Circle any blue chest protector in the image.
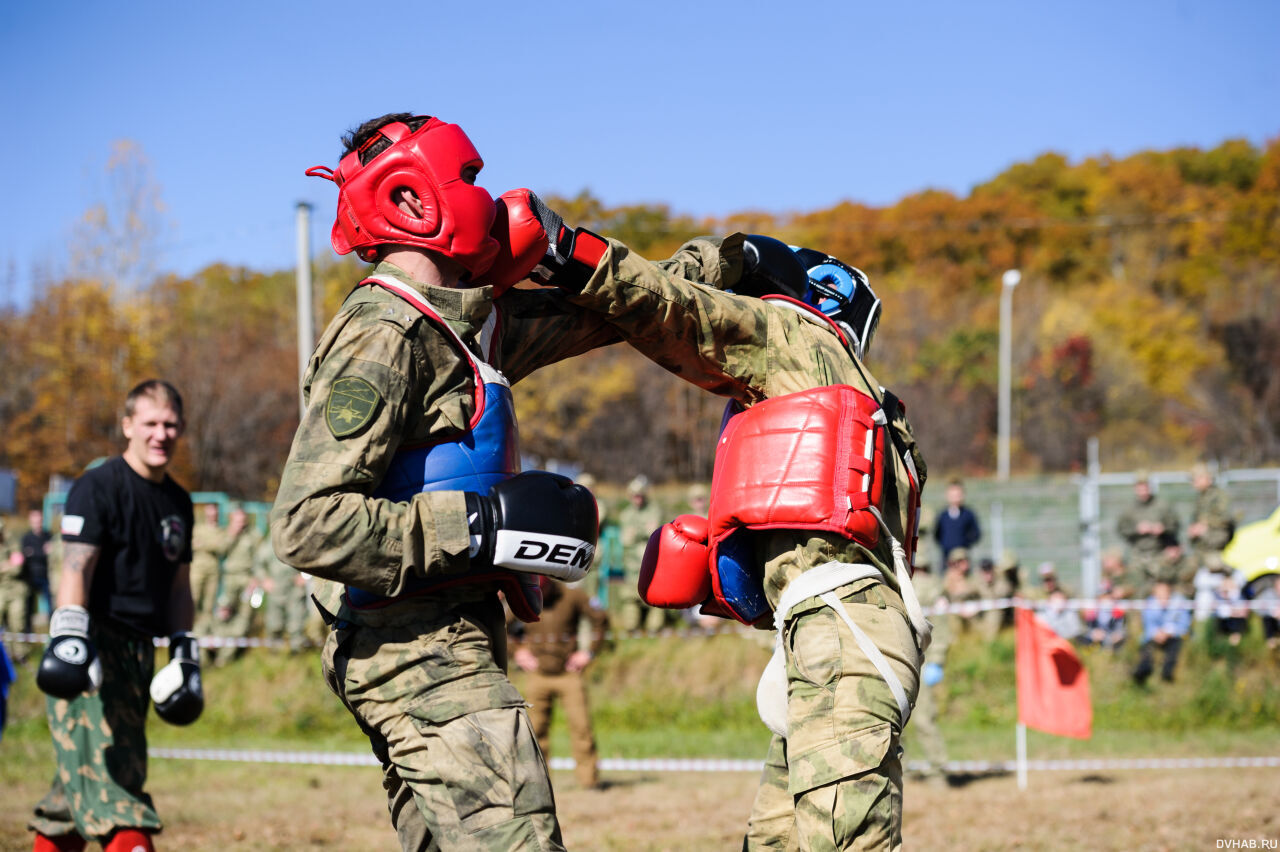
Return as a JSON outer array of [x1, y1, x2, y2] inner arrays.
[[344, 276, 538, 618]]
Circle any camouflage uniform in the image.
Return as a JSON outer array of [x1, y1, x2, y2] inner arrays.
[[909, 563, 949, 784], [189, 516, 228, 634], [211, 524, 262, 666], [1150, 546, 1198, 599], [257, 535, 310, 650], [567, 234, 927, 850], [1117, 489, 1180, 597], [270, 261, 617, 851], [973, 564, 1013, 641], [0, 520, 29, 635], [1188, 480, 1234, 574], [614, 489, 666, 633]]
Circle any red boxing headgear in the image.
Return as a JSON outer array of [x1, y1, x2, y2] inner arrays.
[[306, 117, 499, 277]]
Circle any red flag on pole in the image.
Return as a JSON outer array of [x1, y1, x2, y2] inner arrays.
[[1015, 608, 1092, 739]]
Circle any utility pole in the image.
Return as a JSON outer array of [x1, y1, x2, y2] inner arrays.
[[998, 269, 1021, 481], [295, 202, 315, 420]]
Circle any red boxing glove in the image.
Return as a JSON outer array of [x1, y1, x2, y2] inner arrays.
[[483, 189, 551, 296], [639, 514, 712, 608]]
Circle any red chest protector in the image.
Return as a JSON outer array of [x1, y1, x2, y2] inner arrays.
[[710, 384, 889, 545], [705, 384, 892, 625]]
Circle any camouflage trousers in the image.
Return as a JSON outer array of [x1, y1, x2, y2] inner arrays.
[[322, 597, 564, 851], [189, 561, 220, 634], [30, 621, 161, 843], [745, 581, 921, 852], [523, 670, 599, 789], [0, 581, 29, 634], [264, 579, 310, 647], [909, 681, 947, 780], [212, 575, 254, 665]]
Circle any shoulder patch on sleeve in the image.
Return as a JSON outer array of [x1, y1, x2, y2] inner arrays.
[[326, 376, 381, 438]]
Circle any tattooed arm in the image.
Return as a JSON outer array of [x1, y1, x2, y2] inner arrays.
[[55, 542, 100, 609]]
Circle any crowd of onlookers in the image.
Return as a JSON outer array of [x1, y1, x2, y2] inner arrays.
[[920, 469, 1280, 688]]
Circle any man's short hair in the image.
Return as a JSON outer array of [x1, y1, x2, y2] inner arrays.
[[124, 379, 184, 422], [341, 113, 429, 163]]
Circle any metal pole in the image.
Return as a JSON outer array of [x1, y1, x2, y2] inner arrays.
[[1016, 722, 1028, 790], [1079, 437, 1102, 599], [295, 202, 315, 420], [998, 269, 1020, 481]]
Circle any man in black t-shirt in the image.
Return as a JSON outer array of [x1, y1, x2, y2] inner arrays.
[[31, 380, 202, 852]]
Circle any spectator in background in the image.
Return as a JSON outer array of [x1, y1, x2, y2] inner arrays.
[[210, 505, 262, 667], [908, 546, 949, 787], [935, 478, 980, 568], [1152, 543, 1198, 600], [1117, 471, 1180, 598], [681, 483, 721, 630], [943, 548, 981, 634], [1133, 581, 1191, 685], [1038, 588, 1084, 642], [189, 503, 227, 636], [510, 578, 609, 791], [1208, 570, 1249, 646], [1029, 562, 1071, 601], [0, 520, 27, 645], [615, 475, 665, 633], [976, 554, 1018, 639], [257, 533, 311, 653], [1079, 571, 1127, 651], [973, 558, 1002, 640], [1186, 462, 1235, 575], [21, 508, 54, 629], [1101, 547, 1135, 602]]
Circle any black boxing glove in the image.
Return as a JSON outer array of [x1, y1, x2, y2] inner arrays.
[[466, 472, 599, 581], [737, 234, 810, 301], [37, 605, 102, 699], [150, 632, 203, 725]]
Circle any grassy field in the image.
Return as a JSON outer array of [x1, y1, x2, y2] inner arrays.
[[2, 624, 1278, 850]]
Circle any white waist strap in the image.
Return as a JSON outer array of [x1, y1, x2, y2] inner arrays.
[[773, 560, 881, 632], [759, 517, 933, 736]]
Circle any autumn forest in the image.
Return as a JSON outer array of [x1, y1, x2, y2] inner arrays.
[[2, 138, 1278, 509]]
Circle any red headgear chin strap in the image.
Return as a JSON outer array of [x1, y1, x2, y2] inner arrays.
[[306, 117, 499, 278]]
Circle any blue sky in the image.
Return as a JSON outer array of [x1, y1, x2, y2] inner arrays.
[[2, 0, 1277, 303]]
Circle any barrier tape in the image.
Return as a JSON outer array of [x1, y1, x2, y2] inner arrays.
[[142, 748, 1280, 773], [3, 598, 1276, 648]]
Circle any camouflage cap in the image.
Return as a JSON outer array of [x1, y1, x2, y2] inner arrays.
[[998, 549, 1019, 571], [1190, 462, 1212, 481], [1134, 469, 1151, 484], [687, 483, 708, 504], [627, 475, 650, 496], [946, 547, 969, 564], [577, 472, 597, 491]]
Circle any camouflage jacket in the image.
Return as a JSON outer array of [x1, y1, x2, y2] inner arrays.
[[568, 234, 927, 607], [191, 521, 229, 576], [1190, 484, 1234, 552], [270, 261, 628, 623], [1117, 495, 1180, 558]]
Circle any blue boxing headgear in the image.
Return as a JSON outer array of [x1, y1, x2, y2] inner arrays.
[[791, 247, 881, 360]]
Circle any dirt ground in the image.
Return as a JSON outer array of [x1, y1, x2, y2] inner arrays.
[[2, 745, 1276, 851]]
